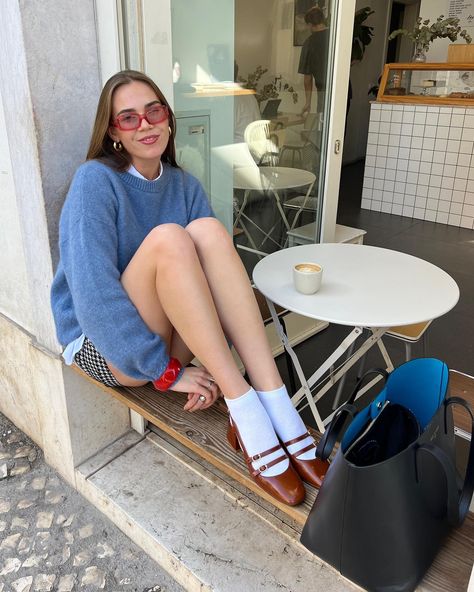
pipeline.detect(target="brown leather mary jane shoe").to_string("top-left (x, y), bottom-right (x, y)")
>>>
top-left (282, 432), bottom-right (329, 489)
top-left (227, 419), bottom-right (305, 506)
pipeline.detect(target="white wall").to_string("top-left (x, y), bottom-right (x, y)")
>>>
top-left (171, 0), bottom-right (235, 228)
top-left (419, 0), bottom-right (474, 62)
top-left (235, 0), bottom-right (276, 80)
top-left (343, 0), bottom-right (392, 164)
top-left (399, 3), bottom-right (420, 62)
top-left (235, 0), bottom-right (307, 112)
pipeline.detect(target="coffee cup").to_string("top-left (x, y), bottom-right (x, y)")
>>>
top-left (293, 262), bottom-right (323, 294)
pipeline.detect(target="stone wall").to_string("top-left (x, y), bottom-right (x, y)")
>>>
top-left (0, 1), bottom-right (130, 483)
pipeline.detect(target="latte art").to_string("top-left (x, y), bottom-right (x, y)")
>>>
top-left (295, 263), bottom-right (321, 273)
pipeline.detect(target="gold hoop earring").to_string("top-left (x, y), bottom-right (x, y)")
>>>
top-left (113, 141), bottom-right (123, 152)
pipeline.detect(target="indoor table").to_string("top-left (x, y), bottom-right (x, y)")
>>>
top-left (233, 165), bottom-right (316, 254)
top-left (253, 243), bottom-right (460, 432)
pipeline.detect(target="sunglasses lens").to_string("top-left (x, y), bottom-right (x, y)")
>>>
top-left (116, 113), bottom-right (140, 130)
top-left (146, 106), bottom-right (168, 124)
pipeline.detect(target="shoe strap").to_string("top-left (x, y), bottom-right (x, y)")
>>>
top-left (250, 442), bottom-right (281, 460)
top-left (247, 452), bottom-right (288, 477)
top-left (283, 431), bottom-right (313, 448)
top-left (293, 441), bottom-right (316, 456)
top-left (230, 418), bottom-right (288, 476)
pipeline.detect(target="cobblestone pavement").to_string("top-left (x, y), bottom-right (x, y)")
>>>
top-left (0, 412), bottom-right (184, 592)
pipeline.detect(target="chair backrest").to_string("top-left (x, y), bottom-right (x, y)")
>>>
top-left (244, 119), bottom-right (279, 166)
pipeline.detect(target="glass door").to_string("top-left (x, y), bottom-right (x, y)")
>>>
top-left (113, 0), bottom-right (355, 270)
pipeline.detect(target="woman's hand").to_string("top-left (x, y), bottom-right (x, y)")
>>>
top-left (169, 366), bottom-right (221, 412)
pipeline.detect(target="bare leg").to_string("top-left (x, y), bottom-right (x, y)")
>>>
top-left (116, 223), bottom-right (249, 398)
top-left (186, 218), bottom-right (282, 391)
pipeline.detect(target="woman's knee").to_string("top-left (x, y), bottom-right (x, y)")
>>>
top-left (146, 223), bottom-right (195, 259)
top-left (186, 217), bottom-right (232, 250)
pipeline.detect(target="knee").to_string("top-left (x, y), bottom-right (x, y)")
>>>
top-left (146, 223), bottom-right (195, 259)
top-left (186, 217), bottom-right (232, 250)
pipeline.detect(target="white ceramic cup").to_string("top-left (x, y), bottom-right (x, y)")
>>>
top-left (293, 262), bottom-right (323, 295)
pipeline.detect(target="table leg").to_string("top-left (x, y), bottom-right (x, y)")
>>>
top-left (234, 190), bottom-right (281, 251)
top-left (270, 189), bottom-right (291, 232)
top-left (298, 327), bottom-right (395, 424)
top-left (266, 298), bottom-right (325, 432)
top-left (258, 189), bottom-right (292, 250)
top-left (287, 180), bottom-right (316, 233)
top-left (264, 301), bottom-right (396, 430)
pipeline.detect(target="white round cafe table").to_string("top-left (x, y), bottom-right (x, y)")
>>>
top-left (233, 166), bottom-right (316, 191)
top-left (233, 166), bottom-right (316, 253)
top-left (253, 244), bottom-right (459, 431)
top-left (253, 243), bottom-right (459, 328)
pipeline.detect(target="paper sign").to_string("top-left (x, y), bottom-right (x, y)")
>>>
top-left (448, 0), bottom-right (474, 27)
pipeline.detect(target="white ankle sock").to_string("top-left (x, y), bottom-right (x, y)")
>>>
top-left (225, 388), bottom-right (289, 477)
top-left (257, 385), bottom-right (316, 461)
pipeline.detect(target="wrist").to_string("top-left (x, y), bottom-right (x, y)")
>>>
top-left (153, 358), bottom-right (183, 391)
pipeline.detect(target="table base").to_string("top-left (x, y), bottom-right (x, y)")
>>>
top-left (266, 298), bottom-right (395, 432)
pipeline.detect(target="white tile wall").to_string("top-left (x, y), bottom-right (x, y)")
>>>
top-left (362, 103), bottom-right (474, 229)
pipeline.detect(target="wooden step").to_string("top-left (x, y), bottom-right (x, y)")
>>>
top-left (74, 365), bottom-right (473, 591)
top-left (101, 376), bottom-right (319, 524)
top-left (450, 370), bottom-right (474, 440)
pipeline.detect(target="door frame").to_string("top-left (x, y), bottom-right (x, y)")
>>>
top-left (319, 0), bottom-right (356, 242)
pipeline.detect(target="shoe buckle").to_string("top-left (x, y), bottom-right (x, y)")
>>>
top-left (252, 453), bottom-right (261, 461)
top-left (258, 464), bottom-right (268, 473)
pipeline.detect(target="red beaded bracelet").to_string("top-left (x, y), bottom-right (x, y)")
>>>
top-left (152, 357), bottom-right (183, 391)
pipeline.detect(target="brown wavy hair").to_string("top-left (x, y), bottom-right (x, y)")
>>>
top-left (305, 7), bottom-right (326, 27)
top-left (86, 70), bottom-right (179, 170)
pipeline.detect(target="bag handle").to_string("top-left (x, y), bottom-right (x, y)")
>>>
top-left (446, 397), bottom-right (474, 523)
top-left (316, 368), bottom-right (389, 461)
top-left (416, 443), bottom-right (460, 526)
top-left (417, 397), bottom-right (474, 526)
top-left (346, 367), bottom-right (389, 406)
top-left (317, 403), bottom-right (358, 461)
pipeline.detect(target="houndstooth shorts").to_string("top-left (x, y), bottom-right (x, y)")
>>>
top-left (74, 337), bottom-right (121, 387)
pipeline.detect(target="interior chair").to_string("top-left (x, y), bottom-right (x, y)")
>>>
top-left (279, 113), bottom-right (320, 231)
top-left (279, 112), bottom-right (320, 169)
top-left (357, 321), bottom-right (432, 380)
top-left (244, 119), bottom-right (280, 167)
top-left (383, 321), bottom-right (432, 361)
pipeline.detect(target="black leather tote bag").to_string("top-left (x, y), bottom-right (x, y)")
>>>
top-left (300, 358), bottom-right (474, 592)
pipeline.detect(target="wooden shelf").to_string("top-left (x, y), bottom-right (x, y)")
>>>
top-left (377, 62), bottom-right (474, 106)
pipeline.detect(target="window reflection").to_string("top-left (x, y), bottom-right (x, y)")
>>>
top-left (166, 1), bottom-right (331, 267)
top-left (232, 1), bottom-right (330, 265)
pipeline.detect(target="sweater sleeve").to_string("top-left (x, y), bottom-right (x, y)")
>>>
top-left (59, 168), bottom-right (169, 382)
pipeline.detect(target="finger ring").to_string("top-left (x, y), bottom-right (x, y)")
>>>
top-left (199, 395), bottom-right (207, 402)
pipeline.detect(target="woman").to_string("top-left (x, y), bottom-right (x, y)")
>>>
top-left (51, 70), bottom-right (328, 505)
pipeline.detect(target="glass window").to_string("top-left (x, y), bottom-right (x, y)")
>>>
top-left (121, 0), bottom-right (339, 277)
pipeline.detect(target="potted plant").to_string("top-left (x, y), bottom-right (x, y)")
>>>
top-left (352, 7), bottom-right (375, 62)
top-left (237, 65), bottom-right (298, 105)
top-left (388, 15), bottom-right (472, 63)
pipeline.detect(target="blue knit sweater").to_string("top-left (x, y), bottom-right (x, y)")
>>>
top-left (51, 160), bottom-right (214, 381)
